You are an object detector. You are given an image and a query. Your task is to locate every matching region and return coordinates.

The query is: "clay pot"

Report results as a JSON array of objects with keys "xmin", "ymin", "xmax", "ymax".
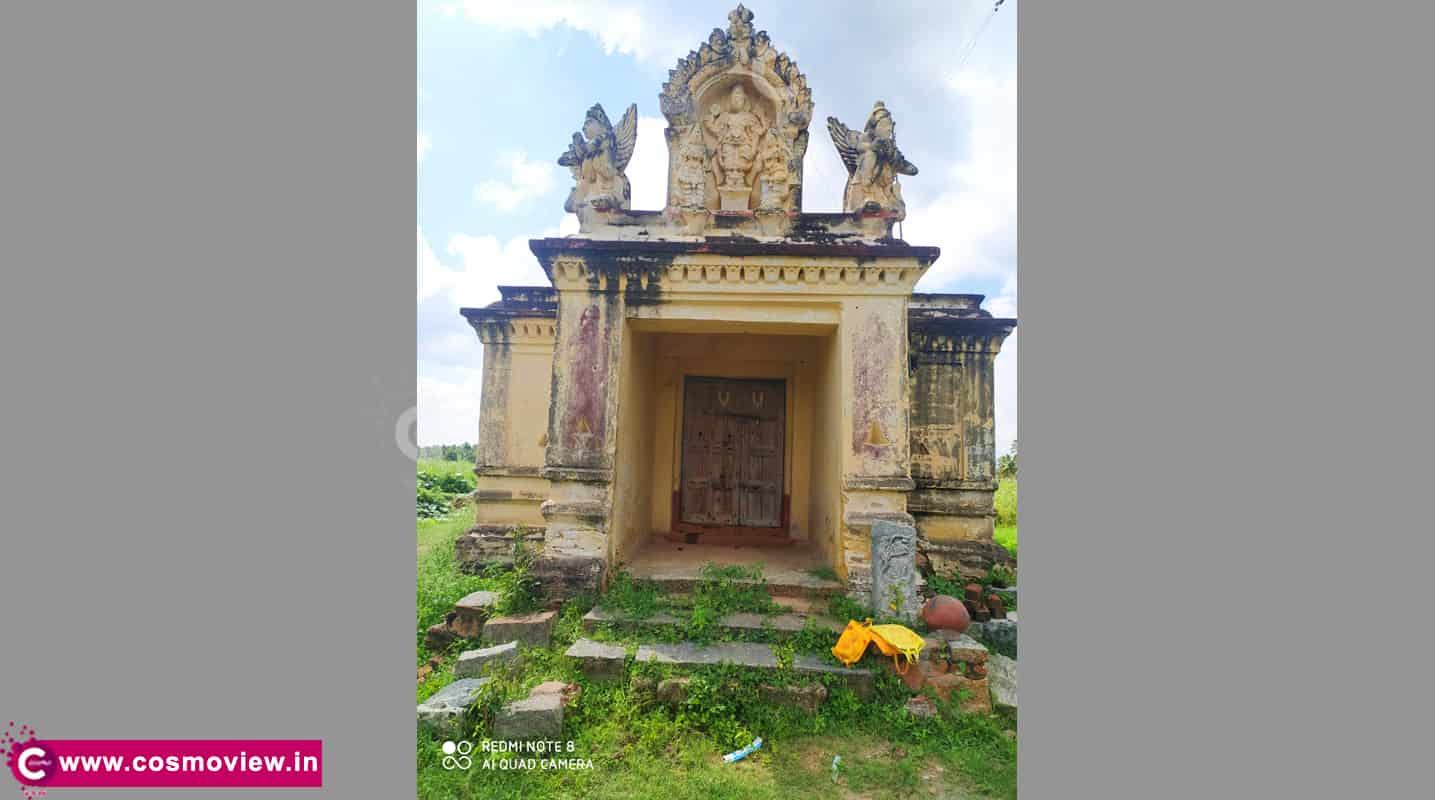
[{"xmin": 921, "ymin": 594, "xmax": 971, "ymax": 634}]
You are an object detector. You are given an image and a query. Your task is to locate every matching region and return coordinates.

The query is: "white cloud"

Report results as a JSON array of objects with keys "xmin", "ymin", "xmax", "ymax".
[
  {"xmin": 994, "ymin": 331, "xmax": 1018, "ymax": 458},
  {"xmin": 418, "ymin": 130, "xmax": 432, "ymax": 163},
  {"xmin": 626, "ymin": 116, "xmax": 669, "ymax": 210},
  {"xmin": 907, "ymin": 68, "xmax": 1017, "ymax": 289},
  {"xmin": 418, "ymin": 368, "xmax": 485, "ymax": 447},
  {"xmin": 438, "ymin": 0, "xmax": 690, "ymax": 64},
  {"xmin": 475, "ymin": 151, "xmax": 558, "ymax": 212}
]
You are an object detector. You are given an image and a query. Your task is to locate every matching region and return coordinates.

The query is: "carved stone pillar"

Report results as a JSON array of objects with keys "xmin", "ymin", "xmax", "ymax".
[
  {"xmin": 531, "ymin": 252, "xmax": 628, "ymax": 598},
  {"xmin": 838, "ymin": 296, "xmax": 916, "ymax": 609},
  {"xmin": 907, "ymin": 297, "xmax": 1016, "ymax": 582}
]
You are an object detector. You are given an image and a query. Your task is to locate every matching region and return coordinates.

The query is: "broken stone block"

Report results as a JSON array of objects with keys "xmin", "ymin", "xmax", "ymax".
[
  {"xmin": 483, "ymin": 610, "xmax": 557, "ymax": 647},
  {"xmin": 655, "ymin": 677, "xmax": 691, "ymax": 705},
  {"xmin": 905, "ymin": 695, "xmax": 938, "ymax": 718},
  {"xmin": 946, "ymin": 634, "xmax": 989, "ymax": 666},
  {"xmin": 758, "ymin": 683, "xmax": 828, "ymax": 713},
  {"xmin": 986, "ymin": 593, "xmax": 1006, "ymax": 620},
  {"xmin": 454, "ymin": 641, "xmax": 519, "ymax": 677},
  {"xmin": 531, "ymin": 680, "xmax": 581, "ymax": 707},
  {"xmin": 451, "ymin": 590, "xmax": 500, "ymax": 637},
  {"xmin": 920, "ymin": 636, "xmax": 948, "ymax": 664},
  {"xmin": 564, "ymin": 638, "xmax": 626, "ymax": 680},
  {"xmin": 425, "ymin": 616, "xmax": 460, "ymax": 652},
  {"xmin": 493, "ymin": 692, "xmax": 563, "ymax": 740},
  {"xmin": 883, "ymin": 656, "xmax": 929, "ymax": 692},
  {"xmin": 928, "ymin": 672, "xmax": 992, "ymax": 714},
  {"xmin": 968, "ymin": 617, "xmax": 1017, "ymax": 658},
  {"xmin": 630, "ymin": 675, "xmax": 657, "ymax": 695},
  {"xmin": 988, "ymin": 653, "xmax": 1016, "ymax": 715},
  {"xmin": 417, "ymin": 677, "xmax": 490, "ymax": 737}
]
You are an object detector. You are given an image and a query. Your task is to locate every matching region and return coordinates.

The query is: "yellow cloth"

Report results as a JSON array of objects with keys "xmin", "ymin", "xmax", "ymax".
[{"xmin": 831, "ymin": 620, "xmax": 926, "ymax": 673}]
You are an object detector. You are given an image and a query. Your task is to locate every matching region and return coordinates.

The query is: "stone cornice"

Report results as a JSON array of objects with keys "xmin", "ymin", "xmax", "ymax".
[
  {"xmin": 908, "ymin": 318, "xmax": 1016, "ymax": 356},
  {"xmin": 461, "ymin": 310, "xmax": 558, "ymax": 343},
  {"xmin": 531, "ymin": 235, "xmax": 940, "ymax": 264},
  {"xmin": 536, "ymin": 250, "xmax": 933, "ymax": 296}
]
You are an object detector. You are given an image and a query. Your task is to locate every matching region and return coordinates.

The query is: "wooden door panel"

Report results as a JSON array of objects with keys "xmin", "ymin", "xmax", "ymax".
[{"xmin": 679, "ymin": 377, "xmax": 785, "ymax": 530}]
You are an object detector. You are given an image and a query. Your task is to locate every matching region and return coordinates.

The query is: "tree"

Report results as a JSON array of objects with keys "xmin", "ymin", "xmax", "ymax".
[{"xmin": 997, "ymin": 439, "xmax": 1018, "ymax": 479}]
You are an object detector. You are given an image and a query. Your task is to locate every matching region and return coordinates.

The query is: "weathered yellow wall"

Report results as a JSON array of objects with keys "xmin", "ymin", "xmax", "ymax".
[
  {"xmin": 472, "ymin": 317, "xmax": 555, "ymax": 529},
  {"xmin": 504, "ymin": 328, "xmax": 557, "ymax": 472},
  {"xmin": 610, "ymin": 327, "xmax": 657, "ymax": 565},
  {"xmin": 807, "ymin": 329, "xmax": 843, "ymax": 573}
]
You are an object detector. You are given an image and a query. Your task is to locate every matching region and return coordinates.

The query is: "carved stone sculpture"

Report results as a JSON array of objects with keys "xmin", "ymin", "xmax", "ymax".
[
  {"xmin": 757, "ymin": 127, "xmax": 791, "ymax": 211},
  {"xmin": 660, "ymin": 6, "xmax": 813, "ymax": 215},
  {"xmin": 827, "ymin": 101, "xmax": 919, "ymax": 220},
  {"xmin": 670, "ymin": 127, "xmax": 708, "ymax": 209},
  {"xmin": 871, "ymin": 519, "xmax": 920, "ymax": 621},
  {"xmin": 559, "ymin": 103, "xmax": 638, "ymax": 213},
  {"xmin": 703, "ymin": 84, "xmax": 765, "ymax": 210}
]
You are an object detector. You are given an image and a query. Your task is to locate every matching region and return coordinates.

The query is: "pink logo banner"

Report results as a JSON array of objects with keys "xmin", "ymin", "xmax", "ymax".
[{"xmin": 7, "ymin": 739, "xmax": 322, "ymax": 789}]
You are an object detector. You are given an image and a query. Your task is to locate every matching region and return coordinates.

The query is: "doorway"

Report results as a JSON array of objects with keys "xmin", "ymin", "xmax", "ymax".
[{"xmin": 676, "ymin": 376, "xmax": 787, "ymax": 536}]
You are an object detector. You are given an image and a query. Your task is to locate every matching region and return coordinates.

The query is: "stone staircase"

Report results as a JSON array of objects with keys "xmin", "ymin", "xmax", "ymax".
[
  {"xmin": 582, "ymin": 606, "xmax": 846, "ymax": 637},
  {"xmin": 629, "ymin": 567, "xmax": 844, "ymax": 598},
  {"xmin": 565, "ymin": 638, "xmax": 876, "ymax": 704},
  {"xmin": 419, "ymin": 569, "xmax": 1013, "ymax": 739}
]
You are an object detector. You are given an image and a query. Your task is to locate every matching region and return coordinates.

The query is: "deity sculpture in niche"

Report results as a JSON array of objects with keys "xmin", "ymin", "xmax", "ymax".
[
  {"xmin": 827, "ymin": 101, "xmax": 919, "ymax": 220},
  {"xmin": 757, "ymin": 126, "xmax": 791, "ymax": 211},
  {"xmin": 660, "ymin": 6, "xmax": 812, "ymax": 217},
  {"xmin": 703, "ymin": 84, "xmax": 766, "ymax": 210},
  {"xmin": 558, "ymin": 103, "xmax": 638, "ymax": 213},
  {"xmin": 671, "ymin": 127, "xmax": 708, "ymax": 209}
]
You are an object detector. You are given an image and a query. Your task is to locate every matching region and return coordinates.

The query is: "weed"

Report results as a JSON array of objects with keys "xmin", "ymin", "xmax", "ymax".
[
  {"xmin": 805, "ymin": 565, "xmax": 838, "ymax": 582},
  {"xmin": 600, "ymin": 570, "xmax": 664, "ymax": 617},
  {"xmin": 489, "ymin": 525, "xmax": 541, "ymax": 616}
]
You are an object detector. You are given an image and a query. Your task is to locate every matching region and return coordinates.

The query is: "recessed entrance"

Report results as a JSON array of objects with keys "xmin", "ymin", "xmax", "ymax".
[{"xmin": 676, "ymin": 376, "xmax": 787, "ymax": 536}]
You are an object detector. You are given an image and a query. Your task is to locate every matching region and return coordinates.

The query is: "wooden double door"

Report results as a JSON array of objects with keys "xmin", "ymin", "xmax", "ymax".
[{"xmin": 677, "ymin": 376, "xmax": 786, "ymax": 533}]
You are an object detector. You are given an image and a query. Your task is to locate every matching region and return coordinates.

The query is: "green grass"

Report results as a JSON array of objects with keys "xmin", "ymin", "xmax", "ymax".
[
  {"xmin": 418, "ymin": 502, "xmax": 475, "ymax": 557},
  {"xmin": 994, "ymin": 478, "xmax": 1017, "ymax": 557},
  {"xmin": 994, "ymin": 525, "xmax": 1017, "ymax": 556}
]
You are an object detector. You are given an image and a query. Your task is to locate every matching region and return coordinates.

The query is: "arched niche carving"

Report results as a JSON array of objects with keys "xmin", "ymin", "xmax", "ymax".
[{"xmin": 661, "ymin": 5, "xmax": 813, "ymax": 215}]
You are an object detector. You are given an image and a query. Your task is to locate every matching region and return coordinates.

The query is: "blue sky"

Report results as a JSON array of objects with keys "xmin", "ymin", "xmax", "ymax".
[{"xmin": 418, "ymin": 0, "xmax": 1017, "ymax": 451}]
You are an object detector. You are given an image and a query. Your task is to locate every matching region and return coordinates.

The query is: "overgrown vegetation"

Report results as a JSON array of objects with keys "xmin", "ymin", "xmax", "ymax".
[
  {"xmin": 415, "ymin": 462, "xmax": 1017, "ymax": 799},
  {"xmin": 418, "ymin": 643, "xmax": 1017, "ymax": 799},
  {"xmin": 418, "ymin": 459, "xmax": 477, "ymax": 519}
]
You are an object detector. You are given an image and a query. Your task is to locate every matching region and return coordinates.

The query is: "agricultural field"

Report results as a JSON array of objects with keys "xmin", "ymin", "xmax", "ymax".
[{"xmin": 415, "ymin": 465, "xmax": 1019, "ymax": 799}]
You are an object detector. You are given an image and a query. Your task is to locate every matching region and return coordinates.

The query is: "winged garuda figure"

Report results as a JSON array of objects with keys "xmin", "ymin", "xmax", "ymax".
[
  {"xmin": 826, "ymin": 101, "xmax": 918, "ymax": 219},
  {"xmin": 559, "ymin": 102, "xmax": 638, "ymax": 213}
]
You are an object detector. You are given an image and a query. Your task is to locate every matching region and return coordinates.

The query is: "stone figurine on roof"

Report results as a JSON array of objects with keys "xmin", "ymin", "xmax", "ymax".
[
  {"xmin": 827, "ymin": 101, "xmax": 919, "ymax": 220},
  {"xmin": 558, "ymin": 102, "xmax": 638, "ymax": 214}
]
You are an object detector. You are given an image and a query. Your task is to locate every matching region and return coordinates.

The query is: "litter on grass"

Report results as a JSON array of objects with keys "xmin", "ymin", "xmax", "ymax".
[{"xmin": 722, "ymin": 737, "xmax": 763, "ymax": 763}]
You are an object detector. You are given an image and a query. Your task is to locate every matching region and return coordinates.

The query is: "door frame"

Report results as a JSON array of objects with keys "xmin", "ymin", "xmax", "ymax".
[{"xmin": 673, "ymin": 374, "xmax": 791, "ymax": 538}]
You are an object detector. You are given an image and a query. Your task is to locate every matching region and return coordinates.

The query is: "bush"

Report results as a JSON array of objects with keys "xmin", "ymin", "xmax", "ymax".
[{"xmin": 415, "ymin": 468, "xmax": 475, "ymax": 518}]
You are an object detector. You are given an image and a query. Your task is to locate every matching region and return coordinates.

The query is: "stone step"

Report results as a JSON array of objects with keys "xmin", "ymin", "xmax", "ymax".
[
  {"xmin": 582, "ymin": 606, "xmax": 846, "ymax": 637},
  {"xmin": 561, "ymin": 637, "xmax": 874, "ymax": 700},
  {"xmin": 664, "ymin": 591, "xmax": 825, "ymax": 614},
  {"xmin": 633, "ymin": 640, "xmax": 874, "ymax": 699},
  {"xmin": 630, "ymin": 568, "xmax": 844, "ymax": 599},
  {"xmin": 417, "ymin": 677, "xmax": 490, "ymax": 737}
]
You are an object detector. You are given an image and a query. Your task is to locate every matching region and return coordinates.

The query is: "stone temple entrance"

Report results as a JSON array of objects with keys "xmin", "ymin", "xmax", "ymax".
[{"xmin": 454, "ymin": 5, "xmax": 1014, "ymax": 617}]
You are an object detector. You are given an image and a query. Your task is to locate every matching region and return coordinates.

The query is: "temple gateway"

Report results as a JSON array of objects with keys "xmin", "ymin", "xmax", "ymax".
[{"xmin": 458, "ymin": 6, "xmax": 1014, "ymax": 614}]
